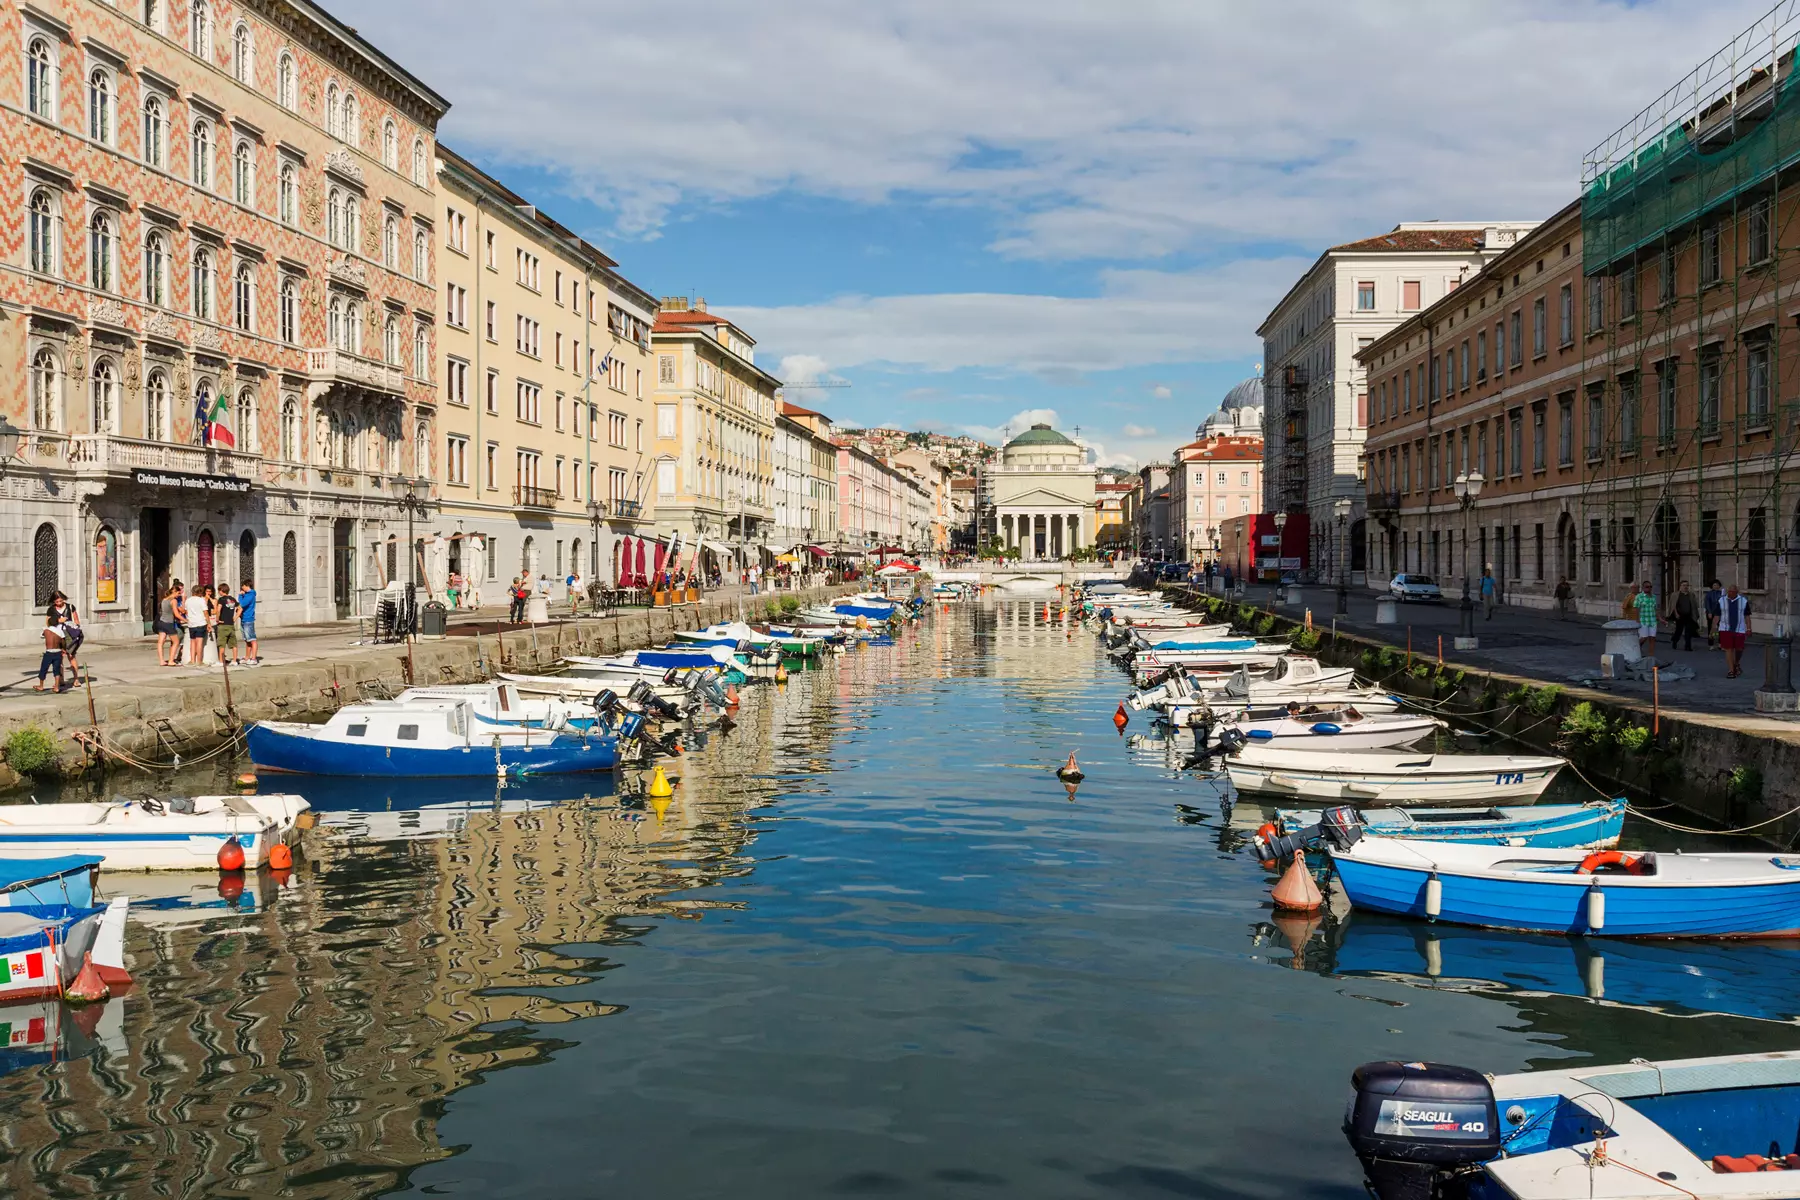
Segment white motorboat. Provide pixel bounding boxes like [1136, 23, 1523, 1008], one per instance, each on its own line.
[396, 682, 609, 731]
[1222, 745, 1565, 804]
[0, 794, 309, 870]
[1166, 689, 1403, 723]
[497, 670, 715, 711]
[1213, 709, 1445, 751]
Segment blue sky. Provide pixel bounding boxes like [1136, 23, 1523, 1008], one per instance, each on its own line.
[339, 0, 1773, 466]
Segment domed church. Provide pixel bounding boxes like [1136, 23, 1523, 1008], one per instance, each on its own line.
[982, 423, 1098, 560]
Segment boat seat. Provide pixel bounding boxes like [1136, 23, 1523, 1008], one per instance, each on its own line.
[1714, 1154, 1800, 1173]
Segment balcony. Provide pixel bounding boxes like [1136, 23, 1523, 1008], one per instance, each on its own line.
[514, 484, 561, 509]
[611, 498, 644, 521]
[69, 435, 261, 484]
[1368, 490, 1403, 517]
[307, 348, 406, 396]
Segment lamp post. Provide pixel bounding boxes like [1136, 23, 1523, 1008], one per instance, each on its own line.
[587, 498, 605, 585]
[1453, 471, 1485, 641]
[1273, 510, 1289, 603]
[1335, 497, 1351, 615]
[398, 480, 429, 588]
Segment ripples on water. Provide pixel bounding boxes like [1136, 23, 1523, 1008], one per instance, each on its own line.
[2, 600, 1799, 1198]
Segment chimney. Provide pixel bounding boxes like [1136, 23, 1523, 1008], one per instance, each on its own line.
[694, 297, 707, 312]
[659, 296, 689, 312]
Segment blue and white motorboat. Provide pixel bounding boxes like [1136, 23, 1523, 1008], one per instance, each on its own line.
[1343, 1050, 1800, 1199]
[1329, 836, 1800, 937]
[564, 649, 750, 685]
[1213, 710, 1444, 752]
[0, 794, 309, 870]
[1260, 800, 1626, 857]
[247, 698, 619, 778]
[0, 858, 130, 1004]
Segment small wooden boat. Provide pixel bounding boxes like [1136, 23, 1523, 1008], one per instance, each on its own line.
[1344, 1050, 1800, 1199]
[0, 795, 309, 870]
[248, 699, 619, 778]
[1224, 745, 1564, 804]
[1331, 837, 1800, 937]
[0, 858, 131, 1004]
[1265, 799, 1625, 854]
[1218, 710, 1445, 751]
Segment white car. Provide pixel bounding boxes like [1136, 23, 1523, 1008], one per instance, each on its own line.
[1388, 573, 1444, 603]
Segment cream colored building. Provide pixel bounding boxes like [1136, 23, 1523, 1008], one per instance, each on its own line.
[892, 446, 953, 552]
[651, 298, 780, 569]
[434, 147, 657, 597]
[773, 401, 838, 549]
[983, 423, 1096, 559]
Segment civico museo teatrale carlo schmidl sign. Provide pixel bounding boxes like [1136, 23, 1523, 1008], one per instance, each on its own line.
[129, 468, 254, 495]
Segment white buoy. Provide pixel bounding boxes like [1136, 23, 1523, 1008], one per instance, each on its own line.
[1584, 951, 1605, 999]
[1586, 885, 1606, 933]
[1423, 936, 1442, 978]
[1424, 873, 1443, 920]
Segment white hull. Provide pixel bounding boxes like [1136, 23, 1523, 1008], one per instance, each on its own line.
[0, 795, 307, 870]
[1223, 747, 1564, 804]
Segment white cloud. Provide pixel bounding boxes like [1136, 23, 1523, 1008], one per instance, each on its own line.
[960, 407, 1061, 444]
[776, 353, 831, 383]
[1121, 424, 1157, 438]
[1150, 386, 1172, 400]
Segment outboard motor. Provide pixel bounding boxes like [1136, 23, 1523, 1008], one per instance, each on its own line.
[617, 711, 646, 742]
[1343, 1061, 1500, 1200]
[591, 689, 620, 715]
[1319, 805, 1366, 852]
[1213, 726, 1248, 756]
[1252, 820, 1316, 861]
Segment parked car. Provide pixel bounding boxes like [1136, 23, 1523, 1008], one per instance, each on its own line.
[1389, 573, 1444, 603]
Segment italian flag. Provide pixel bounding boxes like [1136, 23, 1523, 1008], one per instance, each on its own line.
[206, 388, 234, 448]
[0, 949, 47, 987]
[0, 1016, 47, 1047]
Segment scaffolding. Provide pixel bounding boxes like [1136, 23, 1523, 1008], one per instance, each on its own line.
[1278, 364, 1309, 513]
[1576, 0, 1800, 603]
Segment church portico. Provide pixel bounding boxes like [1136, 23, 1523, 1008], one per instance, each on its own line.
[981, 424, 1097, 561]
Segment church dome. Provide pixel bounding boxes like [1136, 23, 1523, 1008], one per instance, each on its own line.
[1004, 423, 1075, 449]
[1222, 375, 1263, 411]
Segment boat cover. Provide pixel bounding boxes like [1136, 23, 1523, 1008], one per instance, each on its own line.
[0, 857, 100, 894]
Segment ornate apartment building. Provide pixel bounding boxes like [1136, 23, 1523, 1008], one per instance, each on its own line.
[1, 0, 448, 641]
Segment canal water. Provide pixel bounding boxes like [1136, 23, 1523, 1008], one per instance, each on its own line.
[3, 599, 1800, 1198]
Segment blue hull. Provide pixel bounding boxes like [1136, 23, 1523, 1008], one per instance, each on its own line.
[633, 649, 728, 669]
[1333, 855, 1800, 937]
[1146, 637, 1257, 651]
[246, 724, 618, 778]
[833, 604, 896, 619]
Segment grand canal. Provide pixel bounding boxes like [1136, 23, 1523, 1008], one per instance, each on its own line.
[3, 599, 1799, 1198]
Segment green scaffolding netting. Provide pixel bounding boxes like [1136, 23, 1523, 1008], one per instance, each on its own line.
[1583, 63, 1800, 275]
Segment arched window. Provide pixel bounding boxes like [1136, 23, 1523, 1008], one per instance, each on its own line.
[413, 322, 429, 380]
[143, 0, 163, 33]
[382, 213, 397, 267]
[238, 530, 256, 586]
[382, 120, 397, 169]
[280, 395, 299, 460]
[30, 349, 60, 432]
[192, 247, 215, 320]
[145, 369, 171, 441]
[26, 37, 54, 119]
[325, 81, 340, 137]
[89, 211, 116, 292]
[385, 536, 397, 583]
[411, 137, 425, 186]
[94, 526, 117, 606]
[191, 118, 212, 188]
[194, 379, 214, 444]
[326, 186, 341, 245]
[279, 278, 298, 344]
[191, 0, 213, 59]
[196, 529, 215, 588]
[33, 524, 59, 609]
[231, 22, 252, 83]
[386, 425, 401, 474]
[278, 162, 296, 224]
[521, 535, 534, 575]
[234, 387, 256, 452]
[413, 228, 428, 281]
[233, 141, 253, 205]
[88, 68, 113, 143]
[383, 315, 400, 365]
[28, 190, 56, 276]
[277, 52, 295, 109]
[344, 195, 360, 251]
[233, 262, 254, 332]
[347, 302, 362, 354]
[342, 91, 359, 144]
[143, 229, 169, 307]
[282, 530, 298, 595]
[90, 358, 118, 434]
[327, 295, 342, 348]
[414, 420, 429, 478]
[142, 94, 166, 168]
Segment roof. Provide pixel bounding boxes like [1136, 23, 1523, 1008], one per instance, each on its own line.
[654, 309, 730, 331]
[1005, 423, 1075, 449]
[1328, 229, 1487, 253]
[780, 401, 823, 418]
[1176, 436, 1264, 461]
[1222, 375, 1264, 410]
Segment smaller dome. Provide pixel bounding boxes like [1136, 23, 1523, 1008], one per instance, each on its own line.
[1005, 423, 1075, 449]
[1222, 376, 1263, 411]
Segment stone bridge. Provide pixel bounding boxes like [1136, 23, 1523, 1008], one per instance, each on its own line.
[931, 564, 1124, 592]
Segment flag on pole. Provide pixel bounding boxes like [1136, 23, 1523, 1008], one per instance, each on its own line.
[206, 387, 235, 448]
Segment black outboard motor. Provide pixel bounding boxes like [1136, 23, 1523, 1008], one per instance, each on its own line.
[1213, 726, 1247, 756]
[1343, 1061, 1500, 1200]
[1319, 805, 1365, 851]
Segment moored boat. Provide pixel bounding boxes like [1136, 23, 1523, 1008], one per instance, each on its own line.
[1223, 745, 1564, 804]
[0, 795, 309, 870]
[1215, 710, 1445, 751]
[0, 859, 131, 1004]
[247, 699, 620, 777]
[1261, 799, 1626, 855]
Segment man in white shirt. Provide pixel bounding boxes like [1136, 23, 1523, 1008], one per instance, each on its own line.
[184, 588, 209, 667]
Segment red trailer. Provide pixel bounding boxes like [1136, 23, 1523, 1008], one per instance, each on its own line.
[1220, 512, 1310, 583]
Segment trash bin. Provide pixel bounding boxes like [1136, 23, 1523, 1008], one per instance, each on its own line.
[420, 600, 448, 637]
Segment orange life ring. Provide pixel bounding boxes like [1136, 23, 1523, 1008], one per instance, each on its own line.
[1578, 850, 1647, 876]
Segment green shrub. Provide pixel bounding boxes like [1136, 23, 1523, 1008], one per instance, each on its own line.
[4, 726, 58, 776]
[1378, 648, 1402, 670]
[1613, 722, 1652, 752]
[1408, 663, 1432, 680]
[1560, 701, 1609, 745]
[1525, 685, 1562, 716]
[780, 596, 801, 614]
[1255, 613, 1278, 636]
[1728, 764, 1764, 806]
[1288, 627, 1321, 651]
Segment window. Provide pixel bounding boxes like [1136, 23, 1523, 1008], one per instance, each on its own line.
[382, 213, 397, 267]
[515, 315, 539, 356]
[143, 369, 171, 442]
[1748, 337, 1772, 427]
[191, 119, 212, 189]
[1656, 359, 1677, 445]
[234, 387, 256, 452]
[192, 247, 215, 320]
[446, 208, 466, 252]
[383, 315, 400, 365]
[278, 162, 296, 224]
[484, 441, 497, 489]
[1658, 245, 1676, 303]
[280, 395, 299, 460]
[485, 301, 496, 341]
[90, 358, 118, 434]
[1531, 297, 1546, 358]
[1494, 416, 1506, 477]
[515, 381, 541, 423]
[233, 141, 253, 205]
[447, 435, 468, 484]
[485, 230, 495, 268]
[1618, 372, 1639, 451]
[234, 263, 254, 331]
[411, 138, 426, 186]
[283, 531, 297, 595]
[278, 277, 297, 344]
[1459, 341, 1470, 390]
[88, 68, 113, 144]
[277, 53, 295, 109]
[657, 459, 676, 495]
[1356, 280, 1375, 310]
[1531, 405, 1546, 471]
[656, 404, 676, 438]
[1751, 198, 1773, 264]
[342, 92, 358, 144]
[231, 22, 251, 83]
[608, 355, 627, 392]
[1698, 350, 1721, 436]
[1700, 223, 1721, 285]
[553, 331, 562, 368]
[485, 369, 498, 414]
[140, 229, 169, 307]
[1618, 264, 1638, 321]
[382, 120, 397, 170]
[1585, 384, 1604, 461]
[30, 350, 59, 431]
[413, 323, 429, 381]
[190, 0, 213, 58]
[26, 38, 55, 120]
[1508, 310, 1522, 366]
[515, 249, 540, 289]
[1558, 283, 1573, 346]
[89, 211, 116, 292]
[1401, 280, 1420, 310]
[413, 228, 428, 280]
[446, 359, 467, 405]
[343, 196, 359, 252]
[609, 411, 627, 447]
[325, 82, 341, 137]
[1588, 519, 1602, 584]
[143, 95, 166, 168]
[415, 420, 429, 478]
[445, 283, 467, 328]
[33, 524, 58, 609]
[609, 466, 628, 503]
[326, 187, 342, 245]
[1750, 508, 1769, 590]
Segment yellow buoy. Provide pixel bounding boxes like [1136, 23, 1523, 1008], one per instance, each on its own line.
[651, 792, 672, 822]
[648, 766, 674, 799]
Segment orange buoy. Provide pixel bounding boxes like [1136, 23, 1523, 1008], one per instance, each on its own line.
[218, 872, 245, 902]
[1272, 850, 1324, 914]
[270, 867, 293, 888]
[267, 841, 293, 870]
[1113, 703, 1129, 731]
[234, 773, 258, 789]
[1055, 752, 1084, 783]
[1272, 911, 1325, 969]
[217, 837, 246, 872]
[63, 952, 109, 1004]
[725, 685, 740, 709]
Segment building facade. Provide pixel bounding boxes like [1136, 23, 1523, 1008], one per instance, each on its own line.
[1094, 478, 1136, 549]
[1168, 434, 1263, 563]
[891, 445, 952, 551]
[1134, 462, 1171, 557]
[982, 423, 1096, 559]
[1256, 221, 1539, 582]
[772, 401, 839, 550]
[2, 0, 449, 642]
[834, 439, 897, 549]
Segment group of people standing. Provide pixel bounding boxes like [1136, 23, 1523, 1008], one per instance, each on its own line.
[1630, 579, 1752, 677]
[153, 581, 259, 670]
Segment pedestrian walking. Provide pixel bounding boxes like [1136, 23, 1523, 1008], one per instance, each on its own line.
[34, 616, 66, 693]
[1631, 580, 1659, 659]
[1720, 583, 1752, 678]
[1670, 580, 1699, 651]
[49, 591, 83, 675]
[215, 583, 241, 665]
[156, 584, 183, 667]
[1553, 577, 1573, 619]
[184, 584, 209, 667]
[1704, 579, 1723, 648]
[567, 571, 585, 616]
[238, 580, 259, 665]
[1479, 567, 1497, 619]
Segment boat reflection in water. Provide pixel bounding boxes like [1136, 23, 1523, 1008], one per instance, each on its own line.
[1262, 907, 1800, 1024]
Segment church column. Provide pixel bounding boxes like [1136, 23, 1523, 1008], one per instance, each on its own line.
[1068, 512, 1080, 553]
[1052, 515, 1063, 560]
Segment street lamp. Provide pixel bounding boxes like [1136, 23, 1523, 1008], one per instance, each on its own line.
[587, 497, 606, 582]
[1334, 497, 1351, 615]
[398, 480, 429, 588]
[1453, 471, 1485, 640]
[1273, 510, 1289, 601]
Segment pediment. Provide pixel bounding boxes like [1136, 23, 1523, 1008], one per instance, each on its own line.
[996, 487, 1091, 508]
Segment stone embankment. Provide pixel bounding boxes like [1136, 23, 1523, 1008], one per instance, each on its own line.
[4, 585, 854, 786]
[1159, 583, 1800, 848]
